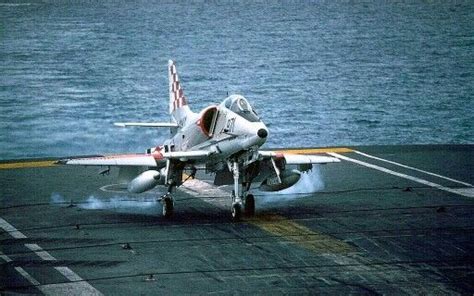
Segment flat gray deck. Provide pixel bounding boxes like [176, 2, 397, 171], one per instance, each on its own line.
[1, 145, 473, 294]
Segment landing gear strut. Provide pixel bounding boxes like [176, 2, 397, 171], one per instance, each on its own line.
[231, 161, 242, 221]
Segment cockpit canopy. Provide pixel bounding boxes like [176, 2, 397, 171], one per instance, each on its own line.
[221, 95, 260, 122]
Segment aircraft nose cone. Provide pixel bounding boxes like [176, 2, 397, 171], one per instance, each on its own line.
[257, 128, 268, 138]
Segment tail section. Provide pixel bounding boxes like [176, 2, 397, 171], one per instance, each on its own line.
[168, 60, 193, 124]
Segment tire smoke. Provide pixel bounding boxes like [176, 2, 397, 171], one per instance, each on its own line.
[50, 193, 161, 215]
[255, 166, 325, 205]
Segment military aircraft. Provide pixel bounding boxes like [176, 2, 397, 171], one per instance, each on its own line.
[60, 60, 340, 221]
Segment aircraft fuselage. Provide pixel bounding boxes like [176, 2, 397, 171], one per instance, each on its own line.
[162, 94, 268, 169]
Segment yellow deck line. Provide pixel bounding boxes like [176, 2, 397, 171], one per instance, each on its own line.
[181, 173, 353, 254]
[0, 161, 57, 170]
[248, 214, 353, 254]
[276, 147, 353, 154]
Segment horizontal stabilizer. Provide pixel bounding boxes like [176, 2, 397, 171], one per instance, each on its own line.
[114, 122, 179, 128]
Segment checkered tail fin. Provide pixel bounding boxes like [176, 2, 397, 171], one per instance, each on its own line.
[168, 60, 193, 124]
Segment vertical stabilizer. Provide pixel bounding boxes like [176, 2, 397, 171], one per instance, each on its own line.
[168, 60, 193, 125]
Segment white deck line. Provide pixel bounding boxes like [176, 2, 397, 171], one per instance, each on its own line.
[0, 216, 103, 295]
[328, 152, 474, 198]
[14, 267, 41, 286]
[53, 267, 104, 295]
[354, 150, 473, 187]
[2, 250, 42, 290]
[55, 267, 84, 282]
[0, 250, 13, 262]
[0, 217, 27, 239]
[25, 243, 57, 261]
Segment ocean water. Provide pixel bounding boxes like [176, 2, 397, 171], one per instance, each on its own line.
[1, 1, 473, 160]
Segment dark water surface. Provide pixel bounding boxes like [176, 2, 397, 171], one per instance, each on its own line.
[1, 1, 473, 159]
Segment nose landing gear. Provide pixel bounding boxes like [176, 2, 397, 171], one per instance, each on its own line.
[230, 161, 256, 222]
[231, 201, 242, 221]
[232, 193, 256, 222]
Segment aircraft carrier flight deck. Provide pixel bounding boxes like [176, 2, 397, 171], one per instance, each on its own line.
[1, 145, 473, 294]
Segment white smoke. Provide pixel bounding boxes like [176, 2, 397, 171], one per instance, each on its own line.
[51, 192, 69, 205]
[255, 166, 325, 205]
[50, 193, 161, 215]
[80, 196, 158, 211]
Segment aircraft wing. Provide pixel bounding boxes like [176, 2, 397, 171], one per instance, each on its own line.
[59, 150, 215, 167]
[259, 151, 340, 164]
[58, 154, 163, 166]
[114, 122, 179, 128]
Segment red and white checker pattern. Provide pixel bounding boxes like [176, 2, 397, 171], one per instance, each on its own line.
[169, 62, 187, 112]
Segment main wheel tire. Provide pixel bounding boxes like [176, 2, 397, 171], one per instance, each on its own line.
[245, 194, 255, 217]
[162, 197, 174, 219]
[231, 203, 242, 222]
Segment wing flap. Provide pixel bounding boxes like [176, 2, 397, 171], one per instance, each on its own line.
[162, 150, 213, 160]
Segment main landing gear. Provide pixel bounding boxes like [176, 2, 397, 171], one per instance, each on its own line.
[161, 194, 174, 218]
[157, 161, 254, 222]
[230, 161, 256, 222]
[158, 165, 195, 219]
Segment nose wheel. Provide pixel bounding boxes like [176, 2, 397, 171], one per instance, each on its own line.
[231, 202, 242, 221]
[231, 193, 255, 221]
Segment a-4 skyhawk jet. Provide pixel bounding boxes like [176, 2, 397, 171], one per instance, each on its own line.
[61, 60, 340, 221]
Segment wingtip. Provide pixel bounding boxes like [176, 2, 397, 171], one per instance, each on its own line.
[168, 59, 174, 66]
[114, 122, 126, 127]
